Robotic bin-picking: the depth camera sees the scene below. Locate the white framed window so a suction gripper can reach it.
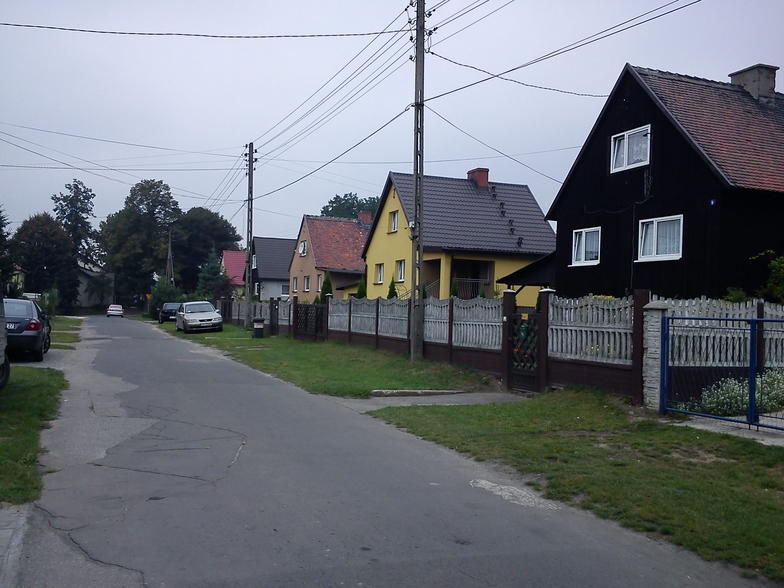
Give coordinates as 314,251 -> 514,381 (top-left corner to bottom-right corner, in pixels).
375,263 -> 384,284
254,282 -> 260,296
292,277 -> 298,292
396,259 -> 405,282
611,124 -> 650,173
298,240 -> 307,256
638,215 -> 683,261
388,210 -> 399,233
317,274 -> 323,292
281,284 -> 290,296
571,227 -> 601,266
252,254 -> 257,269
304,275 -> 311,291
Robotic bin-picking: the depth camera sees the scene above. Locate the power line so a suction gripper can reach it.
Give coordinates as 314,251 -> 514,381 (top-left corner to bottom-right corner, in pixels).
426,105 -> 562,184
430,51 -> 608,97
426,0 -> 700,103
0,22 -> 408,39
0,165 -> 242,171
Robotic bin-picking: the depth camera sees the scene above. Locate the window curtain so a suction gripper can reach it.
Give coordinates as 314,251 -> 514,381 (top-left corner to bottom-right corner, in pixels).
656,219 -> 680,255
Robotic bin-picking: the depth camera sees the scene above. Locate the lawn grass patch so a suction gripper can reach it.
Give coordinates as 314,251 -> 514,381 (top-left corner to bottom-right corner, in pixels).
372,387 -> 784,582
0,367 -> 66,503
49,315 -> 82,349
158,321 -> 495,398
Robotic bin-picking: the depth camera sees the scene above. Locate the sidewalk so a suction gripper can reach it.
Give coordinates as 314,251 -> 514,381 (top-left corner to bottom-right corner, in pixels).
0,504 -> 29,588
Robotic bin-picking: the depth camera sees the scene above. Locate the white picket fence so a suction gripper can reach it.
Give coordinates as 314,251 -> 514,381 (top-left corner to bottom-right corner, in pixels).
548,295 -> 634,364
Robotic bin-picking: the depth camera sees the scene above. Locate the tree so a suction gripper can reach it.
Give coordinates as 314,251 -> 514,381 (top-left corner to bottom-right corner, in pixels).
99,180 -> 182,304
10,212 -> 73,295
387,278 -> 397,299
355,276 -> 367,299
149,280 -> 182,320
52,179 -> 97,265
320,272 -> 333,301
321,193 -> 380,219
172,207 -> 241,293
197,249 -> 233,302
0,205 -> 14,295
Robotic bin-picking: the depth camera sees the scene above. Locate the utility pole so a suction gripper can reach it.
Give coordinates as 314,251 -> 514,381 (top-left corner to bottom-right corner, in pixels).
165,229 -> 175,287
245,142 -> 255,330
410,0 -> 426,361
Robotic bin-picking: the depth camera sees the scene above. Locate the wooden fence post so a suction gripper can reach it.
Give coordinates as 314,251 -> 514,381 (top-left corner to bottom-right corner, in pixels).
501,290 -> 516,392
632,289 -> 651,405
537,289 -> 554,394
292,295 -> 299,340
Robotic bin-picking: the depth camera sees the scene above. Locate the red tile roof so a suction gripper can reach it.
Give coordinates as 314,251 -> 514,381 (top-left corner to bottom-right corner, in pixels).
222,250 -> 246,286
304,216 -> 368,273
633,66 -> 784,194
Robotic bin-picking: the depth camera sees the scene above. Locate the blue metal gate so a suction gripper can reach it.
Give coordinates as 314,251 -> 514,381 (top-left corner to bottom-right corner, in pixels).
660,317 -> 784,432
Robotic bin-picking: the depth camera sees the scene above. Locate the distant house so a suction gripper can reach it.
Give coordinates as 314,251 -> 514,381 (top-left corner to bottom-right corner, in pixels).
251,237 -> 296,300
76,263 -> 114,307
289,215 -> 371,302
221,250 -> 246,299
546,63 -> 784,299
361,168 -> 555,306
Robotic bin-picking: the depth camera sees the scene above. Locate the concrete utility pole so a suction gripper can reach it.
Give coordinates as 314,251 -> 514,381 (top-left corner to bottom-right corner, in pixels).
165,229 -> 174,287
410,0 -> 426,361
245,142 -> 255,329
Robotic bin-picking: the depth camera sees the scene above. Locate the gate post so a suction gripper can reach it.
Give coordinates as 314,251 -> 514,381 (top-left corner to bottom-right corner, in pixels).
538,289 -> 554,394
632,290 -> 651,404
501,290 -> 516,391
642,301 -> 670,411
291,295 -> 299,340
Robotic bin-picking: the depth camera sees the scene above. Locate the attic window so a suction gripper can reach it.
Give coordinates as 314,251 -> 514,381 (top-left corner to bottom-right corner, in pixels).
610,125 -> 650,173
298,240 -> 307,256
388,210 -> 399,233
252,254 -> 257,270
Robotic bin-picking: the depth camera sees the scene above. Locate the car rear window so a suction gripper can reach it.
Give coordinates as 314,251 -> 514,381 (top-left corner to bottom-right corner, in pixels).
3,300 -> 33,318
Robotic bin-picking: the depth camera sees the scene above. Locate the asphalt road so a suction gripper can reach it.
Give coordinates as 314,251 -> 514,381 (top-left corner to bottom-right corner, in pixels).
15,316 -> 772,587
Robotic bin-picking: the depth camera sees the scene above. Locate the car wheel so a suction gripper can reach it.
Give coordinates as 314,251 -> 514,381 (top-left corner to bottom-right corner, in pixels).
217,325 -> 223,332
183,324 -> 189,334
0,353 -> 9,391
32,346 -> 44,362
43,333 -> 51,354
107,314 -> 110,317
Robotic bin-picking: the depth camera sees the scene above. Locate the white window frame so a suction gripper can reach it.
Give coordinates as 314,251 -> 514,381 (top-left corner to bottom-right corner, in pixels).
317,274 -> 323,292
610,124 -> 651,173
252,254 -> 257,269
375,263 -> 384,284
396,259 -> 406,282
570,227 -> 601,266
304,275 -> 311,292
292,277 -> 298,293
298,240 -> 307,257
637,214 -> 683,262
389,210 -> 399,233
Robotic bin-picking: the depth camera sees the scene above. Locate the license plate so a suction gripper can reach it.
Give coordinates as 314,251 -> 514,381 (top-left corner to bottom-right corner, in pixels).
6,323 -> 15,330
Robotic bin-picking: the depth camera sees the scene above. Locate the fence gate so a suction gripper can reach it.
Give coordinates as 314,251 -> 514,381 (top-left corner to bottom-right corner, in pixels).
269,300 -> 279,336
661,317 -> 784,432
295,304 -> 327,343
509,312 -> 539,392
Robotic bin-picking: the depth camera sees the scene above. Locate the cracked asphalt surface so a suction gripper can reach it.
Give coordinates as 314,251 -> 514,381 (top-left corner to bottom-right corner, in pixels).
11,317 -> 777,587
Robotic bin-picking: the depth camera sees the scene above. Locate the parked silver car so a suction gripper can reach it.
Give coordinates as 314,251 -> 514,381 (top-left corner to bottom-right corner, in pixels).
175,301 -> 223,333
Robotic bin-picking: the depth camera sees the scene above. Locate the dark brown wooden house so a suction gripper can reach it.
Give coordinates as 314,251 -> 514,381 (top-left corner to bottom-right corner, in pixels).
546,63 -> 784,299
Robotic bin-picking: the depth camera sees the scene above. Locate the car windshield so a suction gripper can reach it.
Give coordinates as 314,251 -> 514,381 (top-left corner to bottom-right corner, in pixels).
163,303 -> 179,310
186,303 -> 215,313
3,300 -> 33,318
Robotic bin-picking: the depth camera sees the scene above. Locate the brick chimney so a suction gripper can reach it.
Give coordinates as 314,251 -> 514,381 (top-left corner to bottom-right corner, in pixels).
467,168 -> 489,188
729,64 -> 778,102
357,210 -> 372,226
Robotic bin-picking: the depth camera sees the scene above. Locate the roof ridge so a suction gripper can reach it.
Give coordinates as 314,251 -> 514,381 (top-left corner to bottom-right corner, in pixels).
634,65 -> 784,98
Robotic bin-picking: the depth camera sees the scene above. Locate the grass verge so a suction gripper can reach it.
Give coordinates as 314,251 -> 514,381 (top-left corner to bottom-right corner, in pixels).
372,387 -> 784,582
50,316 -> 82,349
156,321 -> 496,398
0,367 -> 66,503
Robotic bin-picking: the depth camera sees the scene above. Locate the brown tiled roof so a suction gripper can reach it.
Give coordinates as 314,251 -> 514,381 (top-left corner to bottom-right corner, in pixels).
633,65 -> 784,193
305,216 -> 368,273
222,250 -> 246,286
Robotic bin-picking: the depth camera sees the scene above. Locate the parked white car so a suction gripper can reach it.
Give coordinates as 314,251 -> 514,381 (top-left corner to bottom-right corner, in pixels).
176,301 -> 223,334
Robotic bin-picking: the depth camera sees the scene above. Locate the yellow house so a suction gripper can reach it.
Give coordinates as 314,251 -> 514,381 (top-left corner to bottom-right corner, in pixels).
362,168 -> 556,307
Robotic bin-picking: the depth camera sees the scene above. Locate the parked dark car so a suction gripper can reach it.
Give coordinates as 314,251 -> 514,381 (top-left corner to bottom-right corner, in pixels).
0,297 -> 9,389
3,298 -> 51,362
158,302 -> 180,323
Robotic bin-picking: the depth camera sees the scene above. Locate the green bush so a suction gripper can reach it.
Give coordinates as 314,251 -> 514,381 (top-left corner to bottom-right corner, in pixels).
696,368 -> 784,416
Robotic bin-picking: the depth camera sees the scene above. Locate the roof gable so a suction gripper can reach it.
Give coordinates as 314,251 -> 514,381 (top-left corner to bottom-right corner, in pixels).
368,172 -> 555,256
304,216 -> 369,273
632,65 -> 784,194
221,250 -> 246,286
252,237 -> 296,280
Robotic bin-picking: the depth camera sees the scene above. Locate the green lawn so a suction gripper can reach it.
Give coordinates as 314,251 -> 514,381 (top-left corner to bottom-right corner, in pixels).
157,321 -> 495,397
49,316 -> 82,349
373,388 -> 784,583
0,367 -> 66,503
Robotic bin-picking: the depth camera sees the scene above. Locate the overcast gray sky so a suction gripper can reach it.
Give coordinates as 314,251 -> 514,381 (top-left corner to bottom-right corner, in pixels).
1,0 -> 782,243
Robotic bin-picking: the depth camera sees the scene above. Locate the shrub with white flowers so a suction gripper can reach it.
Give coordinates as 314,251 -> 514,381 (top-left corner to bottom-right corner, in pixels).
696,368 -> 784,416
